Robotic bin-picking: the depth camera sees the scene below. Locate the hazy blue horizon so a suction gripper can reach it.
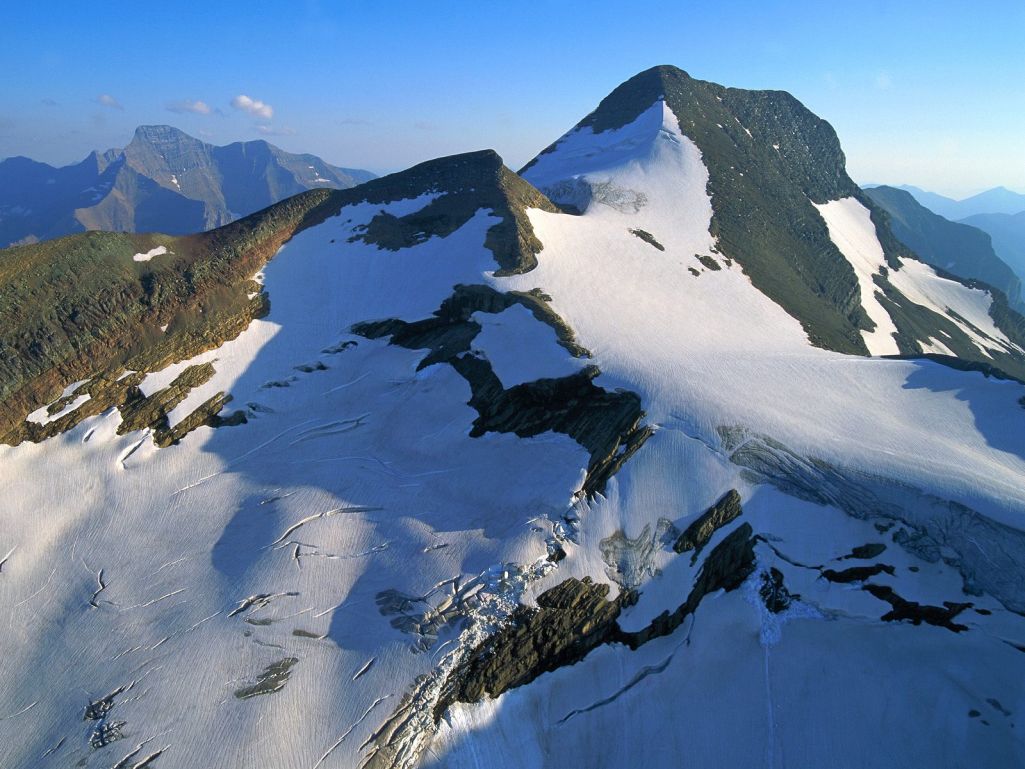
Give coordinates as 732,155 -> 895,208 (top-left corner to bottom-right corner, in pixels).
2,1 -> 1022,198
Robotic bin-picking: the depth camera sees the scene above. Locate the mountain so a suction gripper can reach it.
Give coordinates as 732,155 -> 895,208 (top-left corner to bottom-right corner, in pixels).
892,183 -> 1025,219
864,184 -> 1024,311
0,126 -> 375,247
2,66 -> 1025,769
962,210 -> 1025,282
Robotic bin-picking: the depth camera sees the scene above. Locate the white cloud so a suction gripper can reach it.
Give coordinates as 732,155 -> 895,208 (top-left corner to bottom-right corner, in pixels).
256,125 -> 296,137
166,99 -> 212,115
231,94 -> 273,119
96,94 -> 123,110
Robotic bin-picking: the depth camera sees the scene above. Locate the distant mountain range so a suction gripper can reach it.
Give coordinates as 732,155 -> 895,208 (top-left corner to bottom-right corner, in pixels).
0,125 -> 375,247
878,184 -> 1025,220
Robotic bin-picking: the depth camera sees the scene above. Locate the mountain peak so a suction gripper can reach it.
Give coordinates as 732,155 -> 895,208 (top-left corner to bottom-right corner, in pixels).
129,124 -> 204,151
132,124 -> 194,139
525,65 -> 864,354
335,147 -> 554,275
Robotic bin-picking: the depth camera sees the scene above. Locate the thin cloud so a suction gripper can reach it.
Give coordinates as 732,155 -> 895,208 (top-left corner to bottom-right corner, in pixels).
166,99 -> 212,115
256,124 -> 296,137
96,94 -> 123,110
413,120 -> 437,131
231,94 -> 273,119
875,72 -> 893,90
338,117 -> 373,126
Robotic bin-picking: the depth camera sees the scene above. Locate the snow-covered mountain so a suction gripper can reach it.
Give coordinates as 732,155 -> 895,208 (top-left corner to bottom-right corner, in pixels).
0,126 -> 375,247
2,65 -> 1025,769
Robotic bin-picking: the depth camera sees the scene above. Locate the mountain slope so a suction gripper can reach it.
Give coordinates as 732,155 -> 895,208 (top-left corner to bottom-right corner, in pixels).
2,67 -> 1025,769
0,126 -> 375,246
962,210 -> 1025,282
0,149 -> 547,443
864,184 -> 1024,311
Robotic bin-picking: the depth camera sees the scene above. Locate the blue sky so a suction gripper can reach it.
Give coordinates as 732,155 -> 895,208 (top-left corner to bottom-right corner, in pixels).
1,0 -> 1022,197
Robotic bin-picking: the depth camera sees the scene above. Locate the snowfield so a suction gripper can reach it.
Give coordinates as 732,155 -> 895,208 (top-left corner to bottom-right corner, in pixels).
1,97 -> 1024,769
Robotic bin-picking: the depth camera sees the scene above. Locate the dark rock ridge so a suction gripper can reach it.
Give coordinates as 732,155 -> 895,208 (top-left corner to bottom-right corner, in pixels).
432,577 -> 632,719
673,489 -> 743,562
353,282 -> 589,365
629,228 -> 665,251
862,585 -> 972,632
349,149 -> 559,274
842,543 -> 887,560
821,563 -> 896,584
433,521 -> 758,720
233,657 -> 299,699
760,567 -> 797,613
0,124 -> 375,247
353,283 -> 649,498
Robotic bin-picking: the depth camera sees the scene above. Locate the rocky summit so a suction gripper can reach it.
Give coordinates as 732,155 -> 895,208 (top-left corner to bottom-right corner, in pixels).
2,65 -> 1025,769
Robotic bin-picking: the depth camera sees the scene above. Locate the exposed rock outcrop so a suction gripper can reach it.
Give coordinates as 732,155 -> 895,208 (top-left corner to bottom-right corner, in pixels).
673,489 -> 743,562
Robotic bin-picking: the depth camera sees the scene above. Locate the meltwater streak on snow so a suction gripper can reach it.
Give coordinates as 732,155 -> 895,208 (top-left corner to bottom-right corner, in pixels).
812,198 -> 900,355
0,189 -> 592,768
132,246 -> 169,262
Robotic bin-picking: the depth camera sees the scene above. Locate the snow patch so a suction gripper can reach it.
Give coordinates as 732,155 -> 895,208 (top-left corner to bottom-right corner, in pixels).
889,257 -> 1020,357
471,305 -> 581,387
26,393 -> 91,425
132,246 -> 170,262
813,198 -> 900,355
